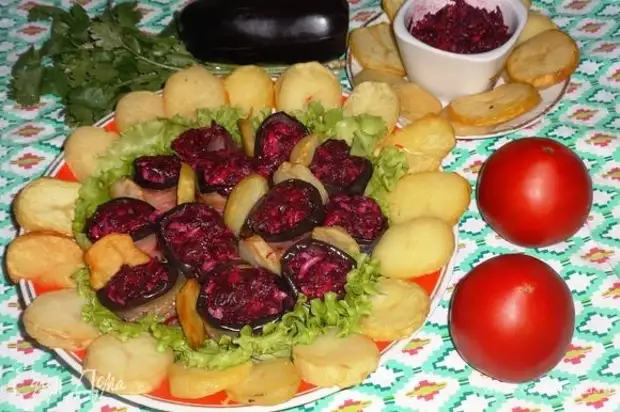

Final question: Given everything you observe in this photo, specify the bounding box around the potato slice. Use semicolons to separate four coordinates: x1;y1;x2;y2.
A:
382;0;405;21
226;358;301;406
293;329;379;388
64;127;120;182
352;69;407;87
84;233;150;290
360;277;430;340
311;226;360;257
224;174;269;236
163;65;228;118
386;171;471;225
506;29;579;89
391;83;443;123
276;62;342;112
169;361;253;399
23;289;100;351
290;134;320;167
109;177;144;200
349;23;405;76
272;162;329;204
13;177;81;236
239;235;281;275
177;163;196;204
224;65;274;115
115;91;166;133
6;232;83;287
176;279;205;350
517;12;558;45
83;334;173;395
344;81;400;133
372;217;455;279
239;115;257;157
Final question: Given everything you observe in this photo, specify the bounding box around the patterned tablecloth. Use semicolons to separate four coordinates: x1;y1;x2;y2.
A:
0;0;618;411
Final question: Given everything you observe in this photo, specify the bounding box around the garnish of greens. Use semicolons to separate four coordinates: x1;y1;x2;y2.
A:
72;102;408;370
9;2;197;126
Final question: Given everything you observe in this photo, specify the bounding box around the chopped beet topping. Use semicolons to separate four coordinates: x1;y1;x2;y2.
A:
197;149;254;196
309;139;373;195
282;239;355;300
171;122;235;167
133;155;182;190
86;197;156;242
408;0;511;54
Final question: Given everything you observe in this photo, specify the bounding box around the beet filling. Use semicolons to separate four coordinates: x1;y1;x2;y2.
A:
324;194;387;250
197;149;254;196
133;155;182;190
242;179;324;242
281;239;355;300
197;263;295;331
97;259;179;311
171;122;236;167
158;202;238;276
309;139;373;195
86;197;156;242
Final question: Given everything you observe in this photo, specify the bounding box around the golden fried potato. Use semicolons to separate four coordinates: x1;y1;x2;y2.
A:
115;91;166;133
226;358;301;406
360;277;430;340
446;83;541;127
521;0;531;8
224;174;269;236
391;82;443;123
83;334;173;395
276;62;342;112
311;226;360;257
239;235;281;275
293;329;379;388
163;65;228;118
517;12;558;45
169;362;253;399
387;171;471;225
352;69;407;87
273;162;329;204
64;127;120;182
23;289;100;351
177;163;196;204
6;232;83;287
290;134;320;167
372;217;455;279
224;65;274;115
507;29;579;88
13;177;81;236
349;23;405;76
84;233;150;290
382;0;406;21
176;279;205;350
344;81;400;133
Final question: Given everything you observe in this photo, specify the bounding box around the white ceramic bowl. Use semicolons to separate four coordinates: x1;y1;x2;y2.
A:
393;0;528;103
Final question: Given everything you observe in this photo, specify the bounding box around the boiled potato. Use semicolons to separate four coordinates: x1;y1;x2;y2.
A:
239;235;281;275
115;91;165;133
83;334;173;395
360;277;430;340
169;361;253;399
372;217;455;279
352;68;407;87
224;65;274;115
517;12;558;45
290;134;320;166
163;65;228;118
23;289;100;351
226;358;301;406
177;163;196;204
386;171;471;225
273;162;329;204
276;62;342;112
6;232;83;287
64;127;120;182
293;329;379;388
176;279;205;350
109;177;144;200
391;83;443;123
344;81;400;133
224;174;269;236
13;177;81;236
239;116;257;157
521;0;531;7
311;226;360;257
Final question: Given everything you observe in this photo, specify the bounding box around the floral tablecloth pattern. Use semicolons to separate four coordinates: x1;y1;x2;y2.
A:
0;0;618;411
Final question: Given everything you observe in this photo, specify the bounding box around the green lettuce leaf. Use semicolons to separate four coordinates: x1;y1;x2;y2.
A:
364;146;409;217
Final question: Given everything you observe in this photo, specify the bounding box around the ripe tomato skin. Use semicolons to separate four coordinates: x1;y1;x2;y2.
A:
477;138;592;248
449;254;575;383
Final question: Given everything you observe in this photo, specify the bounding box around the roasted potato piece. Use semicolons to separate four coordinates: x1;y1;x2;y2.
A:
109;177;144;200
22;289;100;351
391;82;443;123
176;279;205;350
64;127;120;182
273;162;329;204
163;65;228;118
169;361;253;399
349;23;405;76
226;358;301;406
344;81;400;133
224;174;269;236
360;277;430;340
84;233;150;290
6;232;83;287
290;134;320;167
224;65;274;115
239;235;281;275
13;177;81;236
352;69;407;87
239;115;257;157
83;334;173;395
517;12;558;45
115;91;166;133
177;163;196;204
276;62;342;112
373;217;455;279
311;226;360;257
293;328;379;388
386;171;471;225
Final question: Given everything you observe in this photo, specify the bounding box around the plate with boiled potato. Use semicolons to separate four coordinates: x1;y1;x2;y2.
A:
9;61;470;411
347;3;577;139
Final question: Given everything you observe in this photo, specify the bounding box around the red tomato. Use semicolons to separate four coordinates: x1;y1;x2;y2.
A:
477;138;592;248
449;254;575;383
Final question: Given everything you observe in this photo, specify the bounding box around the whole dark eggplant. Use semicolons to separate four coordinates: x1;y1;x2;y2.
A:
177;0;350;65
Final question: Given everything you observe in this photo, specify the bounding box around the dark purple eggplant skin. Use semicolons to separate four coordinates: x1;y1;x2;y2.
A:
177;0;349;65
133;155;182;190
85;197;156;243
